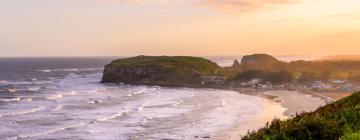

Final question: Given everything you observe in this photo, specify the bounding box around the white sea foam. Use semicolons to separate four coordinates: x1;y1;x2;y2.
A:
97;111;128;122
13;123;86;140
1;106;45;117
39;69;52;73
0;80;7;85
47;94;64;100
172;99;183;107
222;99;227;107
7;89;17;93
88;88;106;94
47;91;77;100
133;89;146;95
0;97;21;102
51;105;63;111
26;86;42;92
137;104;145;112
38;68;103;73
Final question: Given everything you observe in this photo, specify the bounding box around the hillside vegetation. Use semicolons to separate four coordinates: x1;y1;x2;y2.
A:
225;54;360;84
110;55;220;75
103;54;360;85
242;92;360;140
101;55;221;84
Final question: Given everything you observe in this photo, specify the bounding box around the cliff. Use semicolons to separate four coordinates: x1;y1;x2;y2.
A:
101;55;221;86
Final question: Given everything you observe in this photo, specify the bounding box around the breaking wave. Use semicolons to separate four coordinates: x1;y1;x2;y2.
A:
0;106;45;117
0;97;21;102
38;68;103;73
96;111;129;122
10;123;86;140
46;91;77;100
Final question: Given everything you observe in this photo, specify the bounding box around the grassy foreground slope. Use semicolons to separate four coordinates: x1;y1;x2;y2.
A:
243;92;360;140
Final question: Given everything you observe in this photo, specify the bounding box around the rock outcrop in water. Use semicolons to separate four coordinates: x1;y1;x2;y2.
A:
101;55;221;86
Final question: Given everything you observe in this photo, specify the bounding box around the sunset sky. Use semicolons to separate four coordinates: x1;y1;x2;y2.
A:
1;0;360;57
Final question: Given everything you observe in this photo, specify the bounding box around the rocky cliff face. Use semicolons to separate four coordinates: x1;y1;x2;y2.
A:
101;56;221;86
101;65;162;83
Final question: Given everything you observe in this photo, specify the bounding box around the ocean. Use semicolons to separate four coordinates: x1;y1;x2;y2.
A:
0;57;289;140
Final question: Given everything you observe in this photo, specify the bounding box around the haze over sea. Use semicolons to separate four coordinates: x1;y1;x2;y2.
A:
0;56;319;140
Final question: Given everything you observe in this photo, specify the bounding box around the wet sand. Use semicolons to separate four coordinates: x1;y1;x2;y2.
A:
265;90;327;117
214;99;286;140
214;90;327;140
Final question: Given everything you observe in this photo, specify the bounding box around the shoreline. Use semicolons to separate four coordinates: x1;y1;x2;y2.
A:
105;82;351;139
213;89;335;140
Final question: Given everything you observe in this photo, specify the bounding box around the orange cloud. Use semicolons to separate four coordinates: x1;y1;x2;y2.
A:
98;0;301;12
198;0;301;12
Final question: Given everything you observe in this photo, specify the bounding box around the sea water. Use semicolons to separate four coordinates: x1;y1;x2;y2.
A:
0;57;286;140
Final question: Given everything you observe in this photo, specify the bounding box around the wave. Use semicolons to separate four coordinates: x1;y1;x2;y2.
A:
51;105;63;111
38;68;103;73
46;91;77;100
0;97;21;102
26;86;42;92
11;123;86;140
2;80;54;87
126;89;147;97
172;99;184;107
96;111;128;122
137;104;146;112
0;97;33;102
88;88;106;94
222;99;227;107
7;89;18;93
47;94;64;100
1;106;45;117
133;89;146;95
0;80;7;85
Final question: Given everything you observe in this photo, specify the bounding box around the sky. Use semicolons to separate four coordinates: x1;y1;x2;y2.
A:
0;0;360;57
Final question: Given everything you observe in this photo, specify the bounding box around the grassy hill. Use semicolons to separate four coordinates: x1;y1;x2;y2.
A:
101;55;221;84
242;92;360;140
110;55;220;75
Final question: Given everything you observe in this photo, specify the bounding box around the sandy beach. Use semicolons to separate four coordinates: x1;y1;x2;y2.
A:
265;90;327;117
214;99;286;140
214;89;329;140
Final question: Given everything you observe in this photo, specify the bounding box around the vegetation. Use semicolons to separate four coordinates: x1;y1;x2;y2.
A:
104;54;360;85
242;92;360;140
102;55;222;84
111;55;220;75
224;54;360;84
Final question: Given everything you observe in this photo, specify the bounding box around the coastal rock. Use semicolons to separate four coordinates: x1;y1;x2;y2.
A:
241;54;280;65
232;59;241;67
101;55;221;86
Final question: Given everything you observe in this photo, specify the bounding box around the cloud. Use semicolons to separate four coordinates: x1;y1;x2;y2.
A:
98;0;301;12
198;0;301;13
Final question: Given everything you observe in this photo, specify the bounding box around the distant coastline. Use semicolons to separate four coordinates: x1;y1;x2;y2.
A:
101;54;358;100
